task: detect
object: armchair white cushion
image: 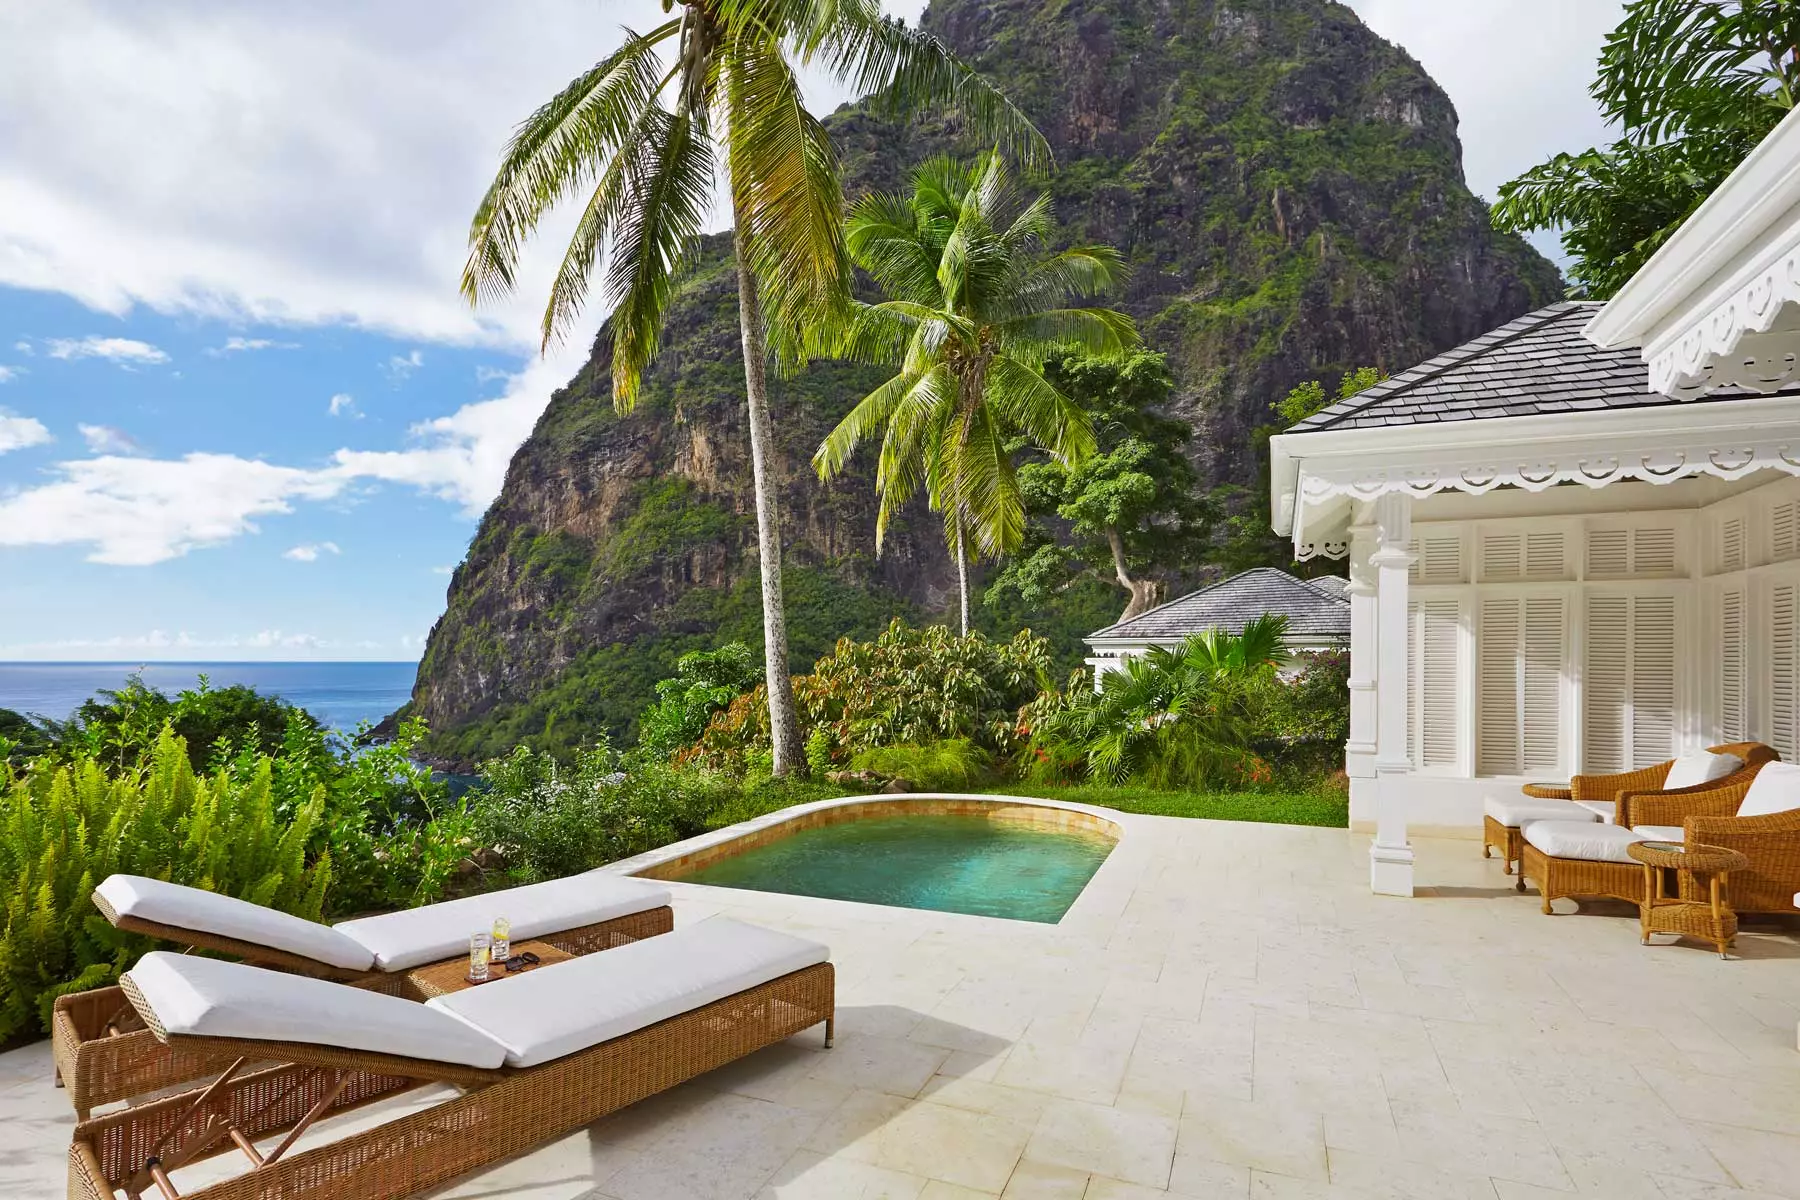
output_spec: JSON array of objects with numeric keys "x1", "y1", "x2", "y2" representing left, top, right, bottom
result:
[
  {"x1": 1483, "y1": 796, "x2": 1596, "y2": 827},
  {"x1": 1662, "y1": 750, "x2": 1743, "y2": 791},
  {"x1": 96, "y1": 875, "x2": 373, "y2": 972},
  {"x1": 1523, "y1": 821, "x2": 1648, "y2": 864},
  {"x1": 1737, "y1": 761, "x2": 1800, "y2": 818}
]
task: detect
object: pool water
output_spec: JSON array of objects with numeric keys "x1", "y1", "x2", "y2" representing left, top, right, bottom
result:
[{"x1": 674, "y1": 815, "x2": 1115, "y2": 923}]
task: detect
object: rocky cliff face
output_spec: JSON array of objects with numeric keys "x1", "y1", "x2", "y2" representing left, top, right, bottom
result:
[{"x1": 400, "y1": 0, "x2": 1563, "y2": 768}]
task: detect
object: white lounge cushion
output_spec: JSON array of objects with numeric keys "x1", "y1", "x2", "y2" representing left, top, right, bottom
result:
[
  {"x1": 96, "y1": 875, "x2": 373, "y2": 972},
  {"x1": 1523, "y1": 821, "x2": 1648, "y2": 864},
  {"x1": 1632, "y1": 826, "x2": 1687, "y2": 844},
  {"x1": 124, "y1": 952, "x2": 506, "y2": 1069},
  {"x1": 1663, "y1": 750, "x2": 1743, "y2": 790},
  {"x1": 333, "y1": 874, "x2": 671, "y2": 972},
  {"x1": 1738, "y1": 761, "x2": 1800, "y2": 818},
  {"x1": 428, "y1": 916, "x2": 828, "y2": 1069},
  {"x1": 1483, "y1": 796, "x2": 1596, "y2": 827},
  {"x1": 1574, "y1": 800, "x2": 1616, "y2": 824}
]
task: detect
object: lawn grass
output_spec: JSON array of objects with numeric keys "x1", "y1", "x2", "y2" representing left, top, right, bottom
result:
[{"x1": 983, "y1": 781, "x2": 1349, "y2": 828}]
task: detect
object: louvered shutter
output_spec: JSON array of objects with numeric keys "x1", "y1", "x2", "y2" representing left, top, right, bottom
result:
[
  {"x1": 1587, "y1": 531, "x2": 1629, "y2": 577},
  {"x1": 1773, "y1": 502, "x2": 1798, "y2": 563},
  {"x1": 1586, "y1": 527, "x2": 1679, "y2": 577},
  {"x1": 1772, "y1": 583, "x2": 1798, "y2": 762},
  {"x1": 1409, "y1": 599, "x2": 1459, "y2": 769},
  {"x1": 1410, "y1": 535, "x2": 1463, "y2": 585},
  {"x1": 1718, "y1": 588, "x2": 1746, "y2": 743},
  {"x1": 1478, "y1": 595, "x2": 1565, "y2": 775},
  {"x1": 1584, "y1": 592, "x2": 1678, "y2": 771},
  {"x1": 1525, "y1": 532, "x2": 1566, "y2": 580},
  {"x1": 1482, "y1": 535, "x2": 1522, "y2": 581},
  {"x1": 1719, "y1": 518, "x2": 1745, "y2": 574}
]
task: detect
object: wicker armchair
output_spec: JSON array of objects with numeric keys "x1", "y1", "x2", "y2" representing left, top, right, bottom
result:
[
  {"x1": 1581, "y1": 742, "x2": 1778, "y2": 827},
  {"x1": 1628, "y1": 781, "x2": 1800, "y2": 915}
]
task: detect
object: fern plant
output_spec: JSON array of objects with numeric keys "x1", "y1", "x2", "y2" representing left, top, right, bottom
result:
[{"x1": 0, "y1": 726, "x2": 330, "y2": 1041}]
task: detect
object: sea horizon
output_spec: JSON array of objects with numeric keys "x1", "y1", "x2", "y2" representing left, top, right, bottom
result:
[{"x1": 0, "y1": 661, "x2": 420, "y2": 732}]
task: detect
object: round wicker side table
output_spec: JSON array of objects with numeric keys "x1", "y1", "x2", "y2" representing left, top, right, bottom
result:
[
  {"x1": 1626, "y1": 841, "x2": 1748, "y2": 959},
  {"x1": 1521, "y1": 782, "x2": 1573, "y2": 801}
]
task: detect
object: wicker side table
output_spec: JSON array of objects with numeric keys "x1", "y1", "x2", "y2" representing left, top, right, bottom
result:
[
  {"x1": 1521, "y1": 782, "x2": 1573, "y2": 801},
  {"x1": 404, "y1": 939, "x2": 572, "y2": 998},
  {"x1": 1626, "y1": 841, "x2": 1749, "y2": 959}
]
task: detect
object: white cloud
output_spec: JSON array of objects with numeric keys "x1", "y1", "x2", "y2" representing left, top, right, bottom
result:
[
  {"x1": 0, "y1": 628, "x2": 328, "y2": 655},
  {"x1": 0, "y1": 452, "x2": 345, "y2": 565},
  {"x1": 12, "y1": 341, "x2": 32, "y2": 355},
  {"x1": 283, "y1": 541, "x2": 340, "y2": 561},
  {"x1": 0, "y1": 365, "x2": 15, "y2": 382},
  {"x1": 382, "y1": 349, "x2": 424, "y2": 381},
  {"x1": 431, "y1": 564, "x2": 455, "y2": 575},
  {"x1": 327, "y1": 392, "x2": 359, "y2": 417},
  {"x1": 78, "y1": 422, "x2": 142, "y2": 454},
  {"x1": 45, "y1": 335, "x2": 169, "y2": 364},
  {"x1": 0, "y1": 411, "x2": 51, "y2": 453},
  {"x1": 207, "y1": 336, "x2": 298, "y2": 356}
]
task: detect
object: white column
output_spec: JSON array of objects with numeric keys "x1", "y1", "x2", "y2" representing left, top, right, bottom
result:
[
  {"x1": 1370, "y1": 493, "x2": 1416, "y2": 897},
  {"x1": 1344, "y1": 521, "x2": 1378, "y2": 827}
]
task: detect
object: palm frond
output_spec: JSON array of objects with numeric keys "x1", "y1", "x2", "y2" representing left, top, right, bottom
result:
[
  {"x1": 984, "y1": 355, "x2": 1096, "y2": 465},
  {"x1": 813, "y1": 368, "x2": 920, "y2": 480},
  {"x1": 992, "y1": 307, "x2": 1140, "y2": 358},
  {"x1": 463, "y1": 23, "x2": 677, "y2": 308}
]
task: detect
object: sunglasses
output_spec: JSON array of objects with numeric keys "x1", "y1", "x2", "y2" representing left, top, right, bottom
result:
[{"x1": 502, "y1": 951, "x2": 540, "y2": 972}]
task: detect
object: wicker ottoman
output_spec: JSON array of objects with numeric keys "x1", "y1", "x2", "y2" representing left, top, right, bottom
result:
[
  {"x1": 1483, "y1": 795, "x2": 1599, "y2": 887},
  {"x1": 1520, "y1": 821, "x2": 1649, "y2": 914}
]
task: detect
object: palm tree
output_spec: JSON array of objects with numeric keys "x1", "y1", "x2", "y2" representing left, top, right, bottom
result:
[
  {"x1": 461, "y1": 2, "x2": 1046, "y2": 776},
  {"x1": 1034, "y1": 613, "x2": 1290, "y2": 788},
  {"x1": 813, "y1": 154, "x2": 1137, "y2": 633}
]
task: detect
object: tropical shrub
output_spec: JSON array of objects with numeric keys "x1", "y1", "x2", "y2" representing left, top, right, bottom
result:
[
  {"x1": 0, "y1": 727, "x2": 331, "y2": 1041},
  {"x1": 685, "y1": 620, "x2": 1054, "y2": 769},
  {"x1": 849, "y1": 739, "x2": 993, "y2": 790},
  {"x1": 33, "y1": 674, "x2": 323, "y2": 773},
  {"x1": 468, "y1": 743, "x2": 734, "y2": 882},
  {"x1": 637, "y1": 643, "x2": 760, "y2": 758},
  {"x1": 1026, "y1": 615, "x2": 1289, "y2": 789}
]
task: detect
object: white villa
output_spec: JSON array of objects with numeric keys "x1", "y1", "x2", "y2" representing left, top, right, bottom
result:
[
  {"x1": 1271, "y1": 102, "x2": 1800, "y2": 896},
  {"x1": 1083, "y1": 567, "x2": 1349, "y2": 689}
]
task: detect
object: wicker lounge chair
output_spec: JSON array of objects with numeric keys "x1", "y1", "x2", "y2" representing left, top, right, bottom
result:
[
  {"x1": 1587, "y1": 742, "x2": 1776, "y2": 826},
  {"x1": 68, "y1": 917, "x2": 834, "y2": 1200},
  {"x1": 1626, "y1": 761, "x2": 1800, "y2": 916},
  {"x1": 55, "y1": 873, "x2": 674, "y2": 1118}
]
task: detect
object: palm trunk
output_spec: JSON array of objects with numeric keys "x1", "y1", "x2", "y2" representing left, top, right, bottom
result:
[
  {"x1": 1107, "y1": 527, "x2": 1158, "y2": 622},
  {"x1": 955, "y1": 518, "x2": 970, "y2": 636},
  {"x1": 732, "y1": 223, "x2": 805, "y2": 778}
]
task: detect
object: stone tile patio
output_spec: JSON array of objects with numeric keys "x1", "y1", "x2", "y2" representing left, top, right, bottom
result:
[{"x1": 6, "y1": 812, "x2": 1800, "y2": 1199}]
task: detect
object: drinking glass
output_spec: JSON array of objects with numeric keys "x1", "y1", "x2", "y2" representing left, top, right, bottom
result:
[
  {"x1": 491, "y1": 917, "x2": 511, "y2": 964},
  {"x1": 468, "y1": 932, "x2": 491, "y2": 982}
]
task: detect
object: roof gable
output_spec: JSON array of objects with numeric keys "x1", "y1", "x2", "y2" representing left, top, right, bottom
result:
[
  {"x1": 1286, "y1": 301, "x2": 1800, "y2": 433},
  {"x1": 1087, "y1": 567, "x2": 1350, "y2": 644}
]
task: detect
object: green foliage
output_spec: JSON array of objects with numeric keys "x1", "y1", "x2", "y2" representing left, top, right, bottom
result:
[
  {"x1": 849, "y1": 739, "x2": 993, "y2": 789},
  {"x1": 0, "y1": 708, "x2": 54, "y2": 767},
  {"x1": 603, "y1": 479, "x2": 740, "y2": 580},
  {"x1": 985, "y1": 781, "x2": 1348, "y2": 828},
  {"x1": 35, "y1": 674, "x2": 323, "y2": 774},
  {"x1": 638, "y1": 642, "x2": 761, "y2": 758},
  {"x1": 989, "y1": 352, "x2": 1213, "y2": 621},
  {"x1": 1493, "y1": 0, "x2": 1800, "y2": 297},
  {"x1": 0, "y1": 727, "x2": 331, "y2": 1041},
  {"x1": 688, "y1": 619, "x2": 1053, "y2": 769},
  {"x1": 1274, "y1": 365, "x2": 1387, "y2": 426},
  {"x1": 469, "y1": 742, "x2": 735, "y2": 881},
  {"x1": 1244, "y1": 649, "x2": 1351, "y2": 783},
  {"x1": 1027, "y1": 615, "x2": 1290, "y2": 789}
]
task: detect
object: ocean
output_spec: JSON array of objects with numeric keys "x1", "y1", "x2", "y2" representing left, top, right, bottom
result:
[{"x1": 0, "y1": 662, "x2": 418, "y2": 733}]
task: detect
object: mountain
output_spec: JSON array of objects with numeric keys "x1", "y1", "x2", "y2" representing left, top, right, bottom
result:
[{"x1": 396, "y1": 0, "x2": 1563, "y2": 769}]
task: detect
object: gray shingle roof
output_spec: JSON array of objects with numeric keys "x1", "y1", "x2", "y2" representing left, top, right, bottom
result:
[
  {"x1": 1286, "y1": 301, "x2": 1800, "y2": 433},
  {"x1": 1087, "y1": 567, "x2": 1351, "y2": 644}
]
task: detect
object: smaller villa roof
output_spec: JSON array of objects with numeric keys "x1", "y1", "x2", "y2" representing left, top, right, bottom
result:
[
  {"x1": 1287, "y1": 301, "x2": 1800, "y2": 434},
  {"x1": 1086, "y1": 567, "x2": 1350, "y2": 646}
]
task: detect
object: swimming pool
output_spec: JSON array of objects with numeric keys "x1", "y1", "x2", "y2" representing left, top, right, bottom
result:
[{"x1": 664, "y1": 811, "x2": 1116, "y2": 923}]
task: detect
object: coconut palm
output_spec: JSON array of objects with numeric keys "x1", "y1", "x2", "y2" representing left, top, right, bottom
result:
[
  {"x1": 813, "y1": 154, "x2": 1136, "y2": 633},
  {"x1": 462, "y1": 2, "x2": 1046, "y2": 776}
]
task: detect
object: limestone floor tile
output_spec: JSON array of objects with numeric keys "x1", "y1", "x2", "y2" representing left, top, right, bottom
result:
[
  {"x1": 996, "y1": 1028, "x2": 1138, "y2": 1105},
  {"x1": 1639, "y1": 1065, "x2": 1800, "y2": 1138},
  {"x1": 1025, "y1": 1098, "x2": 1179, "y2": 1189},
  {"x1": 1166, "y1": 1153, "x2": 1253, "y2": 1199},
  {"x1": 920, "y1": 1183, "x2": 1001, "y2": 1200},
  {"x1": 1325, "y1": 1147, "x2": 1499, "y2": 1200},
  {"x1": 1690, "y1": 1122, "x2": 1800, "y2": 1199},
  {"x1": 805, "y1": 1032, "x2": 951, "y2": 1098},
  {"x1": 1384, "y1": 1098, "x2": 1570, "y2": 1191},
  {"x1": 1522, "y1": 1076, "x2": 1733, "y2": 1185},
  {"x1": 600, "y1": 1092, "x2": 825, "y2": 1200},
  {"x1": 1124, "y1": 1017, "x2": 1255, "y2": 1102},
  {"x1": 920, "y1": 1073, "x2": 1054, "y2": 1126},
  {"x1": 860, "y1": 1098, "x2": 1035, "y2": 1193},
  {"x1": 756, "y1": 1149, "x2": 927, "y2": 1199},
  {"x1": 998, "y1": 1160, "x2": 1090, "y2": 1199},
  {"x1": 1246, "y1": 1171, "x2": 1382, "y2": 1199},
  {"x1": 1176, "y1": 1096, "x2": 1326, "y2": 1183}
]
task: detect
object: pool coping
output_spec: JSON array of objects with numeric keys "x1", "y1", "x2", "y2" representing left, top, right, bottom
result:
[{"x1": 597, "y1": 792, "x2": 1147, "y2": 927}]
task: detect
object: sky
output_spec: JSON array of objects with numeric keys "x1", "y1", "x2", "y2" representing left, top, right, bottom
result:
[{"x1": 0, "y1": 0, "x2": 1622, "y2": 662}]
